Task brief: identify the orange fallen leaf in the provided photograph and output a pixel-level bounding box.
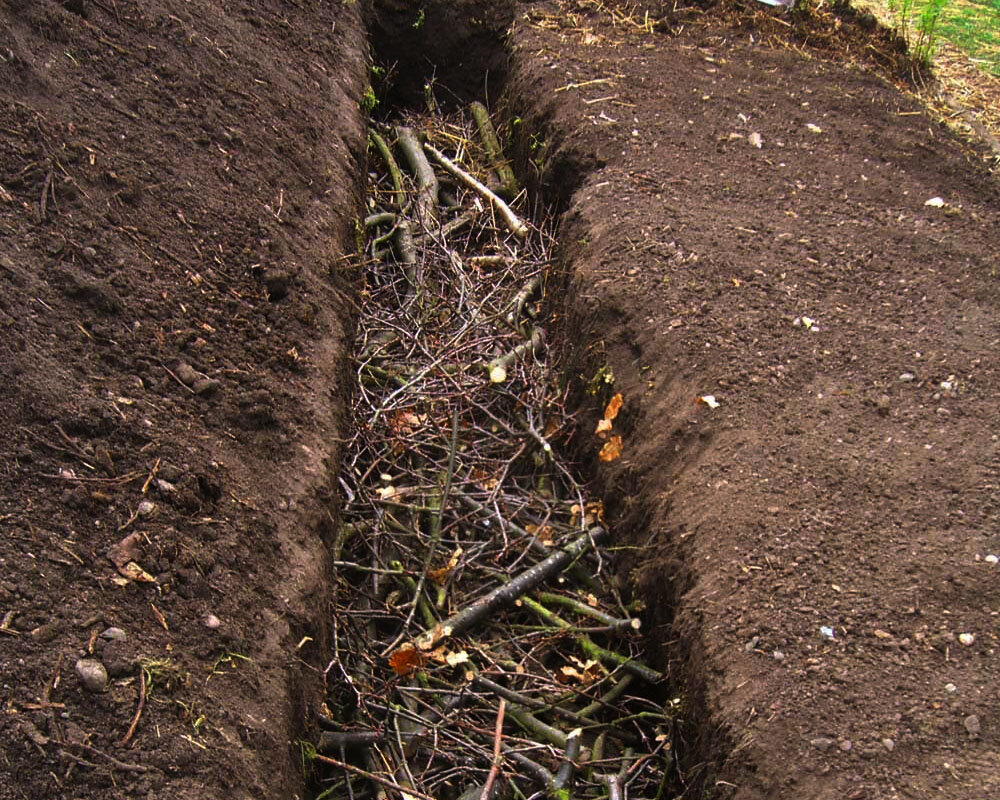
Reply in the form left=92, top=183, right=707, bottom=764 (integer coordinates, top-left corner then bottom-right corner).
left=389, top=646, right=424, bottom=676
left=470, top=467, right=499, bottom=491
left=598, top=436, right=623, bottom=462
left=428, top=547, right=463, bottom=585
left=603, top=393, right=623, bottom=422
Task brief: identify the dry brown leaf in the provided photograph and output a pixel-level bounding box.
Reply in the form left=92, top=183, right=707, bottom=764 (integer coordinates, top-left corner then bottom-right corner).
left=429, top=646, right=470, bottom=667
left=120, top=561, right=155, bottom=583
left=556, top=657, right=602, bottom=685
left=388, top=409, right=428, bottom=436
left=428, top=547, right=463, bottom=585
left=389, top=646, right=424, bottom=676
left=416, top=623, right=452, bottom=651
left=598, top=435, right=623, bottom=462
left=471, top=467, right=499, bottom=491
left=107, top=532, right=144, bottom=569
left=603, top=393, right=623, bottom=422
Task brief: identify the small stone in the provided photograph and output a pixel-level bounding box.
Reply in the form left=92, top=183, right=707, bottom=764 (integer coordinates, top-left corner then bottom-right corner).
left=958, top=633, right=975, bottom=647
left=174, top=362, right=199, bottom=386
left=772, top=650, right=785, bottom=661
left=881, top=738, right=895, bottom=751
left=945, top=683, right=958, bottom=693
left=203, top=613, right=221, bottom=630
left=99, top=626, right=126, bottom=641
left=155, top=478, right=178, bottom=494
left=838, top=739, right=852, bottom=752
left=192, top=377, right=221, bottom=396
left=964, top=714, right=981, bottom=737
left=136, top=500, right=156, bottom=517
left=80, top=246, right=98, bottom=261
left=985, top=554, right=999, bottom=565
left=876, top=395, right=891, bottom=416
left=898, top=372, right=915, bottom=382
left=744, top=635, right=760, bottom=652
left=810, top=737, right=835, bottom=752
left=75, top=658, right=108, bottom=693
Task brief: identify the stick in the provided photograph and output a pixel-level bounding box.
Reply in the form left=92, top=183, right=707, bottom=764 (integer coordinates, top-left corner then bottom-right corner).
left=424, top=143, right=528, bottom=239
left=506, top=705, right=567, bottom=748
left=520, top=596, right=663, bottom=684
left=397, top=126, right=439, bottom=226
left=39, top=168, right=53, bottom=222
left=536, top=591, right=640, bottom=632
left=553, top=727, right=583, bottom=792
left=365, top=211, right=397, bottom=228
left=314, top=754, right=439, bottom=800
left=414, top=526, right=607, bottom=648
left=119, top=667, right=146, bottom=746
left=60, top=742, right=150, bottom=773
left=479, top=698, right=506, bottom=800
left=578, top=673, right=635, bottom=719
left=370, top=131, right=406, bottom=207
left=393, top=218, right=419, bottom=291
left=469, top=102, right=519, bottom=200
left=487, top=327, right=544, bottom=384
left=505, top=275, right=542, bottom=335
left=381, top=406, right=460, bottom=656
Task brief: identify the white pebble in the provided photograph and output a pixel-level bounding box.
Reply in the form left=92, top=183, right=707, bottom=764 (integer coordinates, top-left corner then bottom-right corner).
left=958, top=633, right=975, bottom=647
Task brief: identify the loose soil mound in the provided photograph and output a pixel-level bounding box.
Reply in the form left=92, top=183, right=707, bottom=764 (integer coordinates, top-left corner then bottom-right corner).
left=1, top=1, right=366, bottom=797
left=507, top=2, right=1000, bottom=797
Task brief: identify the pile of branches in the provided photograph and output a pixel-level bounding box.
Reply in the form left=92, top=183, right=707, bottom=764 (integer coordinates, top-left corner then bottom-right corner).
left=315, top=104, right=673, bottom=800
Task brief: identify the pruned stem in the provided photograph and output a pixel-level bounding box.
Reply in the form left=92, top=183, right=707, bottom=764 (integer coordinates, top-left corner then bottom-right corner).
left=370, top=131, right=406, bottom=208
left=470, top=101, right=519, bottom=200
left=414, top=526, right=608, bottom=648
left=520, top=596, right=663, bottom=684
left=424, top=142, right=528, bottom=239
left=397, top=126, right=439, bottom=227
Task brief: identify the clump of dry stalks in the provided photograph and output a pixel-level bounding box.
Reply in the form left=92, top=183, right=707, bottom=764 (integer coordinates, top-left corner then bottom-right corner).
left=315, top=103, right=675, bottom=800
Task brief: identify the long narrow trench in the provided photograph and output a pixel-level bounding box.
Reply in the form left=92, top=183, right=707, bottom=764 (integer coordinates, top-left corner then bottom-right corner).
left=305, top=8, right=684, bottom=800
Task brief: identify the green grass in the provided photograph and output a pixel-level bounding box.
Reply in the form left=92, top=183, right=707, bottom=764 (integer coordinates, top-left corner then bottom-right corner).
left=875, top=0, right=1000, bottom=75
left=936, top=0, right=1000, bottom=74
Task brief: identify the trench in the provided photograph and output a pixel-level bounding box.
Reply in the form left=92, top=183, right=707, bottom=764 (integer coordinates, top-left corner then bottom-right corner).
left=303, top=4, right=706, bottom=799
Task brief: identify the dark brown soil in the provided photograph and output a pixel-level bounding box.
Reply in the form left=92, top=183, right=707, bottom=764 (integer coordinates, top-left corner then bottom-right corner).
left=1, top=1, right=366, bottom=797
left=508, top=2, right=1000, bottom=797
left=2, top=1, right=998, bottom=799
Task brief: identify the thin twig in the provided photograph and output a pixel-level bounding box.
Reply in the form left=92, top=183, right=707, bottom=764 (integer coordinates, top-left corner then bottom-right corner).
left=479, top=698, right=506, bottom=800
left=119, top=667, right=146, bottom=746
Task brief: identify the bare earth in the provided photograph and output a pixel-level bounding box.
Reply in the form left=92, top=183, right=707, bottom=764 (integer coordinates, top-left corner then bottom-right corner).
left=1, top=1, right=998, bottom=799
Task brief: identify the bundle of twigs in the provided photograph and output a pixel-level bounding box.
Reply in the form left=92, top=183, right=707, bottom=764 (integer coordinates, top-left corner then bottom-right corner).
left=316, top=105, right=673, bottom=800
